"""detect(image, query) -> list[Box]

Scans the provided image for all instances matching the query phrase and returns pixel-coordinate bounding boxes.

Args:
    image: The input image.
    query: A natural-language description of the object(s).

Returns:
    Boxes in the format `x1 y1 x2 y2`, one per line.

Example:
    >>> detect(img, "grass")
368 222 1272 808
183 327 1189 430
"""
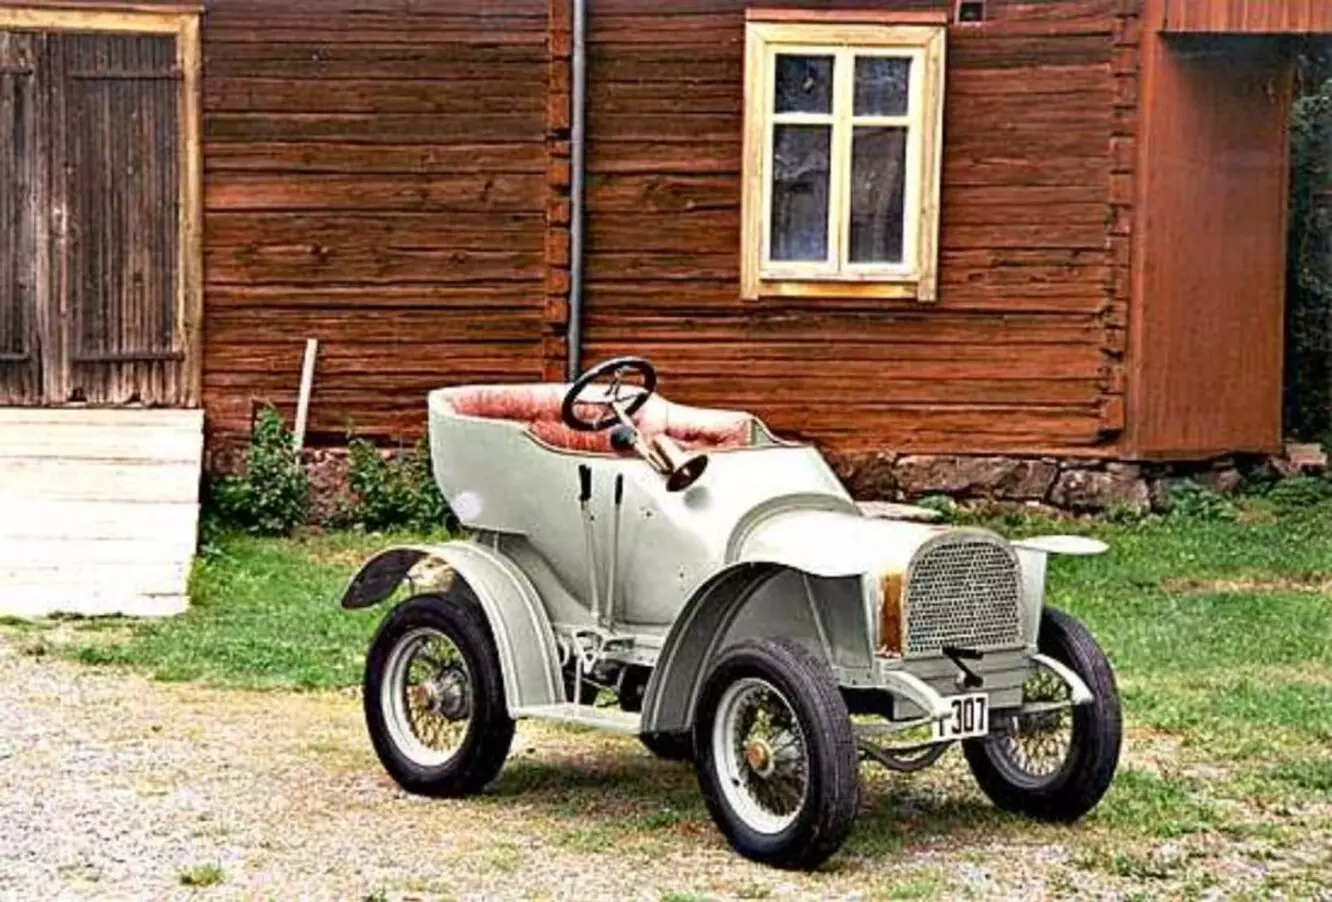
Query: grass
6 498 1332 897
177 862 225 888
52 531 425 689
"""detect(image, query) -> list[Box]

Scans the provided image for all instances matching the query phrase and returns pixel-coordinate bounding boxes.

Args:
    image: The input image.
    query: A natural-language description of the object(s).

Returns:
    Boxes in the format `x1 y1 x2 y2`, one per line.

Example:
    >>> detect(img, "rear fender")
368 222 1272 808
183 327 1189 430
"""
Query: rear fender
339 542 564 712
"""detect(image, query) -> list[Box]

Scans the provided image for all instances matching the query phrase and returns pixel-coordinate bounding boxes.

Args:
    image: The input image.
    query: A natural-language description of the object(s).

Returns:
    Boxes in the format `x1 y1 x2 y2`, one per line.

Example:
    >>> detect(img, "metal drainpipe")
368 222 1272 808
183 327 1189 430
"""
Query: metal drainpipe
566 0 588 380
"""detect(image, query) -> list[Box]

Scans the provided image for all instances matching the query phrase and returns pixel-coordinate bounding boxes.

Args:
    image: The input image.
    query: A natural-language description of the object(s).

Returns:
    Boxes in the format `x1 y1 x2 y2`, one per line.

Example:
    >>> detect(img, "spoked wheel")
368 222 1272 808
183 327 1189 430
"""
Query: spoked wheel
695 638 859 870
963 607 1122 821
383 628 473 765
364 593 514 797
715 678 810 831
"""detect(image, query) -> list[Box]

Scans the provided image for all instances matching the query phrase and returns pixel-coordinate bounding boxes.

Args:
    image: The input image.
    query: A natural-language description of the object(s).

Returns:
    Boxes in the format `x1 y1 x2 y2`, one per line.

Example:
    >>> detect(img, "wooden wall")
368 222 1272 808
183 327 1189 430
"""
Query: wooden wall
200 0 551 444
1162 0 1332 34
577 0 1134 455
1126 27 1293 458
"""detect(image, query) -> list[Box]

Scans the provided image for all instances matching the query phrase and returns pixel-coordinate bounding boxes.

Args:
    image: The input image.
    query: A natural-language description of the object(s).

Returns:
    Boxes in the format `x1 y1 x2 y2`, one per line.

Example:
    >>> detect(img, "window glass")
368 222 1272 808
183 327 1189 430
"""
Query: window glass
775 54 834 115
854 57 912 118
849 126 908 264
770 124 832 262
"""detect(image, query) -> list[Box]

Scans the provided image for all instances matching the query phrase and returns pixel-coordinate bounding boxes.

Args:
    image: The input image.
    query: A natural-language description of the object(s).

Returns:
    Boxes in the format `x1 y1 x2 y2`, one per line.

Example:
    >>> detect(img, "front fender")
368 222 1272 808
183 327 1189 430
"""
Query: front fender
640 561 879 735
339 541 563 713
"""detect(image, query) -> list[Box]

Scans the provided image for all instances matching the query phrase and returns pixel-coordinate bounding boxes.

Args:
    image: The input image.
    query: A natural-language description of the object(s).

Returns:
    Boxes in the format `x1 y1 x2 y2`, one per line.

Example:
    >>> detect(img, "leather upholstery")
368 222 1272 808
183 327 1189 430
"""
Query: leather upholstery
439 385 753 453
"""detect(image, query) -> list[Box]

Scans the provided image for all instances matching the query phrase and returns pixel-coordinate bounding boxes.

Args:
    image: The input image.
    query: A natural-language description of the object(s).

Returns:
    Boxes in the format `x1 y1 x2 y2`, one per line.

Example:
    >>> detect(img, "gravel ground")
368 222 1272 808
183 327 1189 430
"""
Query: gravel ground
2 638 1328 901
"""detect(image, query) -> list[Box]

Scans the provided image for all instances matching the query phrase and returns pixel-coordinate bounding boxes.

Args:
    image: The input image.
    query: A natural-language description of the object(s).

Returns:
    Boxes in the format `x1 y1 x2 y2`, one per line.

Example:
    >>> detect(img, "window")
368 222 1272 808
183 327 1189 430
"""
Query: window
742 15 947 301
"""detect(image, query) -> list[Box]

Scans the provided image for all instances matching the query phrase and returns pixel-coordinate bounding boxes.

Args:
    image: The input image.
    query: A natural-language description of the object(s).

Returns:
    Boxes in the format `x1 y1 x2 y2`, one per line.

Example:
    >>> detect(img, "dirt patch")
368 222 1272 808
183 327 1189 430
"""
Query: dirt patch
1 640 1328 901
1161 575 1332 595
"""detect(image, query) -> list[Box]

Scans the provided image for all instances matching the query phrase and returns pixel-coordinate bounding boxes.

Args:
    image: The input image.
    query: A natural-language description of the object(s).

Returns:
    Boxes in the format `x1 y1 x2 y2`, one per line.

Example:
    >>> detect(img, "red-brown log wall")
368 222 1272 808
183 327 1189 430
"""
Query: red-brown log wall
1161 0 1332 34
1125 14 1294 457
200 0 551 444
580 0 1133 455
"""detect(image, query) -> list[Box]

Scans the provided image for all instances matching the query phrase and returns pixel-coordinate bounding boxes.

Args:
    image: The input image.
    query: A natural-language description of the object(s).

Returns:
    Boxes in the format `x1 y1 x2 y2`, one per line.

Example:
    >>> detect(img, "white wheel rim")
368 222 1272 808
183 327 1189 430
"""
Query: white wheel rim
381 627 473 768
712 677 809 835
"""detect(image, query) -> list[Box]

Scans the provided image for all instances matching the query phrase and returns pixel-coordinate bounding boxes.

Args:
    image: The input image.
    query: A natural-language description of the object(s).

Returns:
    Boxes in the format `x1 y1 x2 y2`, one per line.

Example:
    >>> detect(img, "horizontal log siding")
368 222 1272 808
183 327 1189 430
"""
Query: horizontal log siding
1161 0 1332 34
201 0 549 443
583 0 1128 455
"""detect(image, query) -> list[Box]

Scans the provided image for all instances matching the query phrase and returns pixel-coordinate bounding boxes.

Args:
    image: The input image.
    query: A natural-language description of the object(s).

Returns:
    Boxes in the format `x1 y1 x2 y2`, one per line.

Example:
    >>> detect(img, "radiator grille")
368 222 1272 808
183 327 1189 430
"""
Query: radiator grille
904 536 1023 656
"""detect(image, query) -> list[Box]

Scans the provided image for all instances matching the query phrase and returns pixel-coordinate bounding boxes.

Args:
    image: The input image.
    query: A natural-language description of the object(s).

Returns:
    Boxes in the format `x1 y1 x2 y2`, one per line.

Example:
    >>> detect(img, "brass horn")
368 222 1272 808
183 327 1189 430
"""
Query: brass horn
649 435 709 493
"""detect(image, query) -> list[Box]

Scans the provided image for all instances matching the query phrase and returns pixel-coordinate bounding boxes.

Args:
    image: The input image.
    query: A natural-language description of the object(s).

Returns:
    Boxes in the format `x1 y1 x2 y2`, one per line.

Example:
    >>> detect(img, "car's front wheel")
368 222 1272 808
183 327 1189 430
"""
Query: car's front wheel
694 638 859 870
363 593 515 797
963 607 1122 821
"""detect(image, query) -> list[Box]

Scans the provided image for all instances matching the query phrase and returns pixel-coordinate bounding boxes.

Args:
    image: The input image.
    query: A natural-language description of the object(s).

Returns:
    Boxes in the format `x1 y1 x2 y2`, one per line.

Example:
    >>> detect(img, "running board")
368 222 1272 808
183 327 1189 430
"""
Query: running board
514 704 642 735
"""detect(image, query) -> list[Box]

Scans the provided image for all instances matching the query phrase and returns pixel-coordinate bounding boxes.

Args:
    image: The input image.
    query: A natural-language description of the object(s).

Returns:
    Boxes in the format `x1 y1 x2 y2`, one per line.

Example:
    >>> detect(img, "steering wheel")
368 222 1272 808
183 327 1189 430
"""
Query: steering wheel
561 357 658 432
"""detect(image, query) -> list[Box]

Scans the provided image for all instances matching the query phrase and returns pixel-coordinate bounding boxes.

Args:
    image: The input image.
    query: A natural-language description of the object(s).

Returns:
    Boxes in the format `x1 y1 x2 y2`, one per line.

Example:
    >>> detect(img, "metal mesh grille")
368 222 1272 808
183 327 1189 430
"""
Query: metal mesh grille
904 537 1023 656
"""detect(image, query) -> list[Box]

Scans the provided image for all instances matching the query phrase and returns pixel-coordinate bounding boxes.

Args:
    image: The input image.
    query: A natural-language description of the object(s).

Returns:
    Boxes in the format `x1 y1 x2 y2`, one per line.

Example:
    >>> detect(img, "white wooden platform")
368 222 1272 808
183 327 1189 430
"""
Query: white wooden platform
0 409 204 620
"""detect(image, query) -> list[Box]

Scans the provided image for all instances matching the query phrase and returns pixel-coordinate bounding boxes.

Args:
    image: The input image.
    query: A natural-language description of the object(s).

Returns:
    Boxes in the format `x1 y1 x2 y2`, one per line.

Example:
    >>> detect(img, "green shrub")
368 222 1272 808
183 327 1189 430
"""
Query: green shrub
339 437 454 533
914 494 958 523
1166 480 1237 523
1286 51 1332 440
209 405 310 536
1266 475 1332 511
1104 503 1150 526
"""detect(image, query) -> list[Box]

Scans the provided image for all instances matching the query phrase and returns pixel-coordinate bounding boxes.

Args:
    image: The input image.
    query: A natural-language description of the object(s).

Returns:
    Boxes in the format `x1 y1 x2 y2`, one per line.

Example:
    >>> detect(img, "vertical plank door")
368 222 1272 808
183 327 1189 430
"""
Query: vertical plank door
54 31 184 406
0 30 42 405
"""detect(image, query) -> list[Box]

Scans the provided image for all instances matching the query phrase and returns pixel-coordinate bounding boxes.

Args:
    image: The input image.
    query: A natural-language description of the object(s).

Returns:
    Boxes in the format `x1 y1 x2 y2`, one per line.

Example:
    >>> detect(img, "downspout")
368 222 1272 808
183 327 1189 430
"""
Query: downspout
566 0 588 380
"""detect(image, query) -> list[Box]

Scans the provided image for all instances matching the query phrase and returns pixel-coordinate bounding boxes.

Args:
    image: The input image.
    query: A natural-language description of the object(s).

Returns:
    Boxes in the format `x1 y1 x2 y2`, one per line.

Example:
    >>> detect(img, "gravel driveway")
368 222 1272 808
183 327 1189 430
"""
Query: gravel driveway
3 638 1328 901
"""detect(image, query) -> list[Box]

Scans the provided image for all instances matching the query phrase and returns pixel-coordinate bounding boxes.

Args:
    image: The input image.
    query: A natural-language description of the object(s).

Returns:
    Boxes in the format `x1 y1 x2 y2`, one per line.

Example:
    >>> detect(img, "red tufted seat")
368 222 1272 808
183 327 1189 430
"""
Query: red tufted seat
438 385 753 453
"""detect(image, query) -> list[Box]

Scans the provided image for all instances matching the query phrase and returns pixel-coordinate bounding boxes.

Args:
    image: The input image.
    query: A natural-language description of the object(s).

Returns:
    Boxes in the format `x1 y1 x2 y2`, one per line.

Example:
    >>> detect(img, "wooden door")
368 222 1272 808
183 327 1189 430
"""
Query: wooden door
0 28 187 407
0 31 42 405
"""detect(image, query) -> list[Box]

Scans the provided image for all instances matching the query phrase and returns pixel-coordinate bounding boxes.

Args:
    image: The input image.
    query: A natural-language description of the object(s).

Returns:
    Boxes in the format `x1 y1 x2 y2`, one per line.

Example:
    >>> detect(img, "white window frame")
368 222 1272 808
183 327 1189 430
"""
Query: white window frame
742 20 947 301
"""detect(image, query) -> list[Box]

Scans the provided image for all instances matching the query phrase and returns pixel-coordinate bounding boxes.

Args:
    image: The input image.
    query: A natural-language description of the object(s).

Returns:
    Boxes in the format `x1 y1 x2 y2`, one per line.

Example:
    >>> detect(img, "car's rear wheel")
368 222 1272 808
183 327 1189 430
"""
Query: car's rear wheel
963 607 1122 821
363 593 514 797
694 638 859 870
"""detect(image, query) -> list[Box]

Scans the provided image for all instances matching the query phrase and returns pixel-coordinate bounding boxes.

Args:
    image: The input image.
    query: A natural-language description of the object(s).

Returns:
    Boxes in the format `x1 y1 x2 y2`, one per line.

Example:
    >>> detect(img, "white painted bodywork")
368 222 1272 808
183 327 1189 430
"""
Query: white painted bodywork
342 386 1108 734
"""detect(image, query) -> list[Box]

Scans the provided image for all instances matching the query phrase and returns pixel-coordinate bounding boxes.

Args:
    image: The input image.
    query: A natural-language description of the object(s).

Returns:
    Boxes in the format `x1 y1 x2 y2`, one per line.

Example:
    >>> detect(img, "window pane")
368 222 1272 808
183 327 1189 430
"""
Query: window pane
775 54 834 115
770 124 832 263
849 127 908 264
854 57 912 117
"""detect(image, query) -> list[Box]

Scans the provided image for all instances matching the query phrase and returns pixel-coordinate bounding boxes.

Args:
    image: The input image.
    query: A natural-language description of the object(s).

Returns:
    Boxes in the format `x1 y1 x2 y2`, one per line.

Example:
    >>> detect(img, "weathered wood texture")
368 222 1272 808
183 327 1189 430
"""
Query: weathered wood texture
60 32 185 405
581 0 1130 454
200 0 550 442
0 31 41 405
0 27 188 407
1161 0 1332 34
1126 25 1293 458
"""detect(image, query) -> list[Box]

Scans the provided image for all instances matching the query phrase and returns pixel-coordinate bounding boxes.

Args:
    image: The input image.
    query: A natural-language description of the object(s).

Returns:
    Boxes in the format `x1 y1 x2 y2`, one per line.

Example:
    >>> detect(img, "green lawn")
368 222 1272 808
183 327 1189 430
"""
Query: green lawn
6 500 1332 897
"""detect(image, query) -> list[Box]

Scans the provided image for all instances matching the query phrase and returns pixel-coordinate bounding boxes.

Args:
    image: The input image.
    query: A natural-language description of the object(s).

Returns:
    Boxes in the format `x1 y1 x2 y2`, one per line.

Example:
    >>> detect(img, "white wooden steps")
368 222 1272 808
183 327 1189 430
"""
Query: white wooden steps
0 408 204 619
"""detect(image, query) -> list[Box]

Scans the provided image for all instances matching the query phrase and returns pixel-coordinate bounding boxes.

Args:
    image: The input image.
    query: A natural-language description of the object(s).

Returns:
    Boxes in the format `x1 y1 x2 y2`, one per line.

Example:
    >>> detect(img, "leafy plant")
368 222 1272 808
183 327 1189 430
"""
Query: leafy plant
1165 480 1237 523
338 436 454 533
914 494 958 523
1286 48 1332 439
1266 475 1332 511
208 405 310 537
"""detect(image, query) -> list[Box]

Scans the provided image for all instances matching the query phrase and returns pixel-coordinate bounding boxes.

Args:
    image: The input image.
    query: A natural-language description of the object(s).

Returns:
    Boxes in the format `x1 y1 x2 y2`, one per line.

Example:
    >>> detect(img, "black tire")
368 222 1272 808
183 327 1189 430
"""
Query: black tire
694 638 860 870
963 607 1122 821
639 730 694 762
363 593 515 798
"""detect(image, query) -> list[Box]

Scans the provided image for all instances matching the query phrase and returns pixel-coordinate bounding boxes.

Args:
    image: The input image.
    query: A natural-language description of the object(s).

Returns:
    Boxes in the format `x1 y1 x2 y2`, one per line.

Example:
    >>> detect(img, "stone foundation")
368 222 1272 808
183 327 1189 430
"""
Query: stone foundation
210 442 1321 523
826 451 1311 514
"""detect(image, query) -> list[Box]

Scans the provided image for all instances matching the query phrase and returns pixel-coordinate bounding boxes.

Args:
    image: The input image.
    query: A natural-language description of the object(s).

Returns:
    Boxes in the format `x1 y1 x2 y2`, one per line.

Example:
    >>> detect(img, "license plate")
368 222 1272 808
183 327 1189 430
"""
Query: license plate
932 693 989 741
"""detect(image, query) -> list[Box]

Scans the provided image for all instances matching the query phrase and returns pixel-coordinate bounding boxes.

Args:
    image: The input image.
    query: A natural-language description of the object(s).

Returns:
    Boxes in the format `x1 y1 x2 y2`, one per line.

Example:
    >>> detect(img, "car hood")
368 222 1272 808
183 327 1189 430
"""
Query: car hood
732 508 952 577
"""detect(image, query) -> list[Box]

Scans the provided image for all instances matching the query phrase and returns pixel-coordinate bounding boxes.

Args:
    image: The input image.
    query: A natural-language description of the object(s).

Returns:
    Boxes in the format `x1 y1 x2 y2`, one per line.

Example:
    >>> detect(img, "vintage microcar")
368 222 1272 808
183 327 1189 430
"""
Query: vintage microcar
340 358 1122 869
